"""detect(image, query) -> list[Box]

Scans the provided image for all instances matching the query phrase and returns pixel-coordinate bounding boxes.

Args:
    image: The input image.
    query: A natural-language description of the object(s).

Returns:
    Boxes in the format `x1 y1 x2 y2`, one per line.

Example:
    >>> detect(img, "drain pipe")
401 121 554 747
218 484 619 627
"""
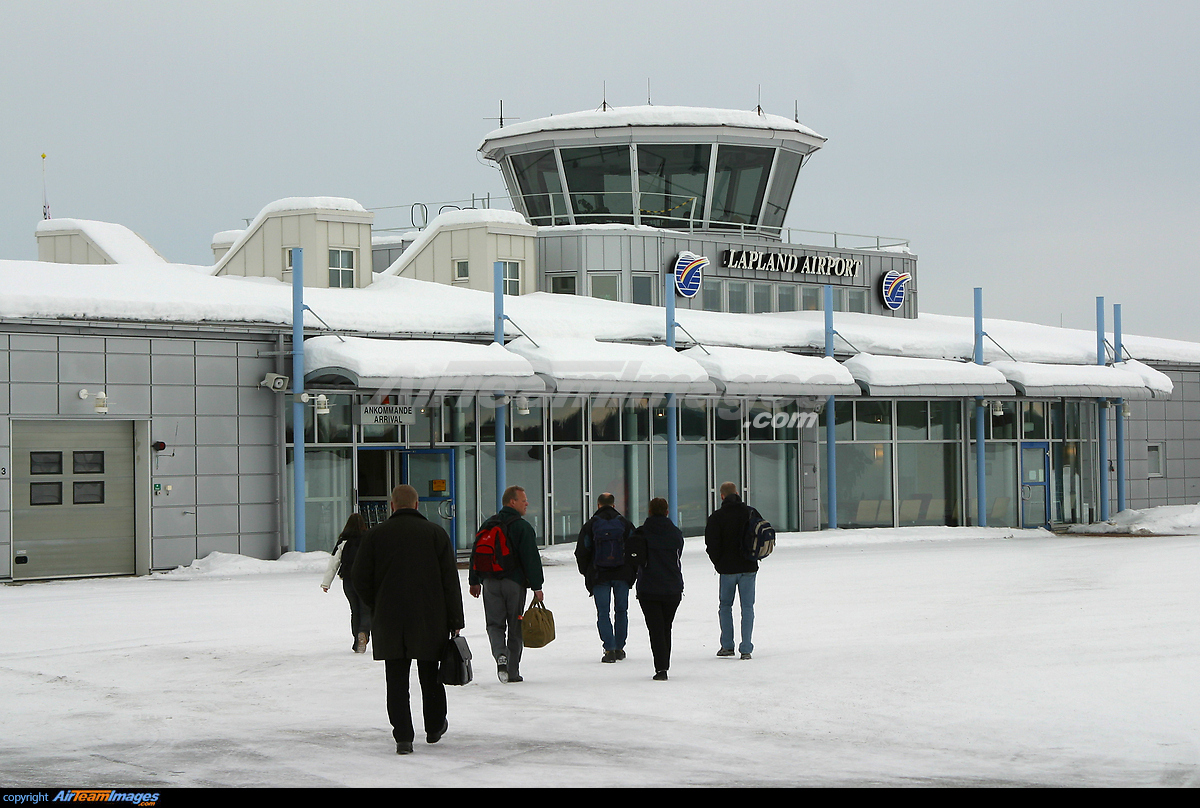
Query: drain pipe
1097 297 1109 522
1114 303 1125 514
825 285 837 529
974 288 987 527
291 249 306 552
493 261 507 511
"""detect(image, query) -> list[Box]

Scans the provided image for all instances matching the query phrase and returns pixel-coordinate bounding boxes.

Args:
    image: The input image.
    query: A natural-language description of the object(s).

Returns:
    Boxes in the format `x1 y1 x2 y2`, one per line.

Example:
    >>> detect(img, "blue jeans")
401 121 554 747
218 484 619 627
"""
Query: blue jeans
592 580 630 651
718 572 756 654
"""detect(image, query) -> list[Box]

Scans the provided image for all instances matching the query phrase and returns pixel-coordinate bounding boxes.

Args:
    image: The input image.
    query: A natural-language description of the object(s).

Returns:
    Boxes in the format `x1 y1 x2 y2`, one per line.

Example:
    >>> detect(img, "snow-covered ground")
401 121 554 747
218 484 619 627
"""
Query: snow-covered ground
3 509 1200 787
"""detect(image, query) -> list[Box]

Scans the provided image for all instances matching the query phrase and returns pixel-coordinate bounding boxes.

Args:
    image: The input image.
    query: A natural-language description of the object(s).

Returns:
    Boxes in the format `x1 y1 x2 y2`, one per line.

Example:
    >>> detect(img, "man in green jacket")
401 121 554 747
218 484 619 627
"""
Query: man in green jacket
468 485 545 683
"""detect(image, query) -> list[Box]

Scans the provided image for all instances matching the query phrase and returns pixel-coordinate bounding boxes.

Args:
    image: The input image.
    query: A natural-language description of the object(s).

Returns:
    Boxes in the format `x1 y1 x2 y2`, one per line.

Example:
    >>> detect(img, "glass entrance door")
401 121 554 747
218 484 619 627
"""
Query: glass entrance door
403 448 456 541
1020 442 1050 529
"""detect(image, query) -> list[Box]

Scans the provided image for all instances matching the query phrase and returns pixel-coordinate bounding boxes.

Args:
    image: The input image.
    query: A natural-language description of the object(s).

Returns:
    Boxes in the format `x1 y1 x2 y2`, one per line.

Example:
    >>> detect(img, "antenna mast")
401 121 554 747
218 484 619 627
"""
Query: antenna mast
41 153 51 219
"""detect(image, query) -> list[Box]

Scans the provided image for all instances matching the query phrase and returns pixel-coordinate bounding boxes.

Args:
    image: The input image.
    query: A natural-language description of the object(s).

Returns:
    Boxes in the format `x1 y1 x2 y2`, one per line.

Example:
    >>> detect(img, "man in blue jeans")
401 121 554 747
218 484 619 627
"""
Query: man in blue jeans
575 493 638 662
705 482 759 659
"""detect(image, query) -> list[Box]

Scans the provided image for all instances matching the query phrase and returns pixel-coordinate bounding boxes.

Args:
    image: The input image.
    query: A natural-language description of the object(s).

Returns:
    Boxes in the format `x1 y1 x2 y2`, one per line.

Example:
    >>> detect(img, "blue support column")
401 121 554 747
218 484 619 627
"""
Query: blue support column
974 288 987 527
664 267 679 525
1114 303 1126 513
824 285 837 529
291 248 306 552
1097 297 1109 522
494 261 507 510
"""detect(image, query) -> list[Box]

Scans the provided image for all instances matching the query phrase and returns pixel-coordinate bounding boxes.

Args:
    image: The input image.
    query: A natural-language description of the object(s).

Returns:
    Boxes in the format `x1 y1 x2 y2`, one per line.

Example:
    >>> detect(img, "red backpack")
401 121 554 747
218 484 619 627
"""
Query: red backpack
470 513 521 578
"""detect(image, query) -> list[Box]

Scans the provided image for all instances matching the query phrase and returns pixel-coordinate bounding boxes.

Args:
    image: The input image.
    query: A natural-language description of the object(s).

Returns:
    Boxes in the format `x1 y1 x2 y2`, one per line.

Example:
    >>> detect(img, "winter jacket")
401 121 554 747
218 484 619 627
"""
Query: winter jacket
352 508 464 661
704 494 759 575
574 505 638 592
334 526 365 580
629 515 684 601
467 505 545 591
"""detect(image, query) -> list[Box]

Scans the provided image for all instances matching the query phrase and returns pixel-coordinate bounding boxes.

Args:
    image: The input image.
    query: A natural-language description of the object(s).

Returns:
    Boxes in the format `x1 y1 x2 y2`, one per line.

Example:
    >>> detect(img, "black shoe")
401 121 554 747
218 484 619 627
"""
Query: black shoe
602 650 617 663
717 648 735 657
506 674 524 683
426 719 448 744
653 671 668 681
616 649 626 660
396 741 413 755
741 652 752 660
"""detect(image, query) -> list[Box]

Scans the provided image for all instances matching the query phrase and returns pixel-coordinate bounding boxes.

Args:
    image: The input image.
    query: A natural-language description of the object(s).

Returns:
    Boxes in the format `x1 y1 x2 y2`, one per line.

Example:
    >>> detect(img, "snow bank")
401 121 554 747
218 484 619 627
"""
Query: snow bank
161 550 331 578
1068 502 1200 535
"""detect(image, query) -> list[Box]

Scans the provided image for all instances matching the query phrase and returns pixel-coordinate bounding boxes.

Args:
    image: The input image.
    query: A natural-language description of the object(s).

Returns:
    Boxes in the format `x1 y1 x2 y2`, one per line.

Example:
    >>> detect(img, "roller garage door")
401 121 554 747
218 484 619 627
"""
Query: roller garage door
12 420 136 579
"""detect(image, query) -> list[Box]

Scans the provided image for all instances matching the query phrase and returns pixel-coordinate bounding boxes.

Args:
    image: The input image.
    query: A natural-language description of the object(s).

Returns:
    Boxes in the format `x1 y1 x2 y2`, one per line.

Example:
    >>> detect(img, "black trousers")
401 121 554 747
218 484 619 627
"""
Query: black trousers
638 596 682 672
384 658 445 743
342 578 372 639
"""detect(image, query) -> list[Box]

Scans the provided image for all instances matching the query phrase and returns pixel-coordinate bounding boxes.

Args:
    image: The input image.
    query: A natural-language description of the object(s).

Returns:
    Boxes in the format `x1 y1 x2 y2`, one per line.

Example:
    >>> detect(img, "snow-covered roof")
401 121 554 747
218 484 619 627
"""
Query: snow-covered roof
379 208 534 277
682 346 859 396
505 337 713 394
843 354 1016 397
989 361 1157 399
36 218 167 264
1 259 1197 397
304 335 543 393
480 105 826 148
211 197 372 277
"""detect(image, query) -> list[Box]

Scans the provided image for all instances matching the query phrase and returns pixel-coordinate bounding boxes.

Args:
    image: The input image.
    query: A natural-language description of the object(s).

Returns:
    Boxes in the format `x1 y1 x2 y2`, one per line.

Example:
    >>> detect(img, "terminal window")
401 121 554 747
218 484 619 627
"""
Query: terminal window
329 249 356 288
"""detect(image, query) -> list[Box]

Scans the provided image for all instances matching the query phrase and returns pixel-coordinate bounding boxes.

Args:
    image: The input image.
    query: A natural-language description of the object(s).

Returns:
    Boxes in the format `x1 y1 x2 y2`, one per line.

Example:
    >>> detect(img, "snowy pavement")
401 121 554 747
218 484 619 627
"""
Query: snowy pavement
2 516 1200 787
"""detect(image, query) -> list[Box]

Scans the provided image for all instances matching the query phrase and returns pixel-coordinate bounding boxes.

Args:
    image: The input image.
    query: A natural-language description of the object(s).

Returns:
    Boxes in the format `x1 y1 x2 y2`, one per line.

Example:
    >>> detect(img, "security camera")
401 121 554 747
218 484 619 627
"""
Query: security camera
261 373 290 391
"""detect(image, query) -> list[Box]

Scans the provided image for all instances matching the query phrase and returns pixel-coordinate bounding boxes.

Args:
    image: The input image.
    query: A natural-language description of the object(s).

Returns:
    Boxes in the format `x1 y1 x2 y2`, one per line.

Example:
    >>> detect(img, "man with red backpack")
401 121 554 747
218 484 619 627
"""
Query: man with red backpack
575 492 638 663
468 485 544 683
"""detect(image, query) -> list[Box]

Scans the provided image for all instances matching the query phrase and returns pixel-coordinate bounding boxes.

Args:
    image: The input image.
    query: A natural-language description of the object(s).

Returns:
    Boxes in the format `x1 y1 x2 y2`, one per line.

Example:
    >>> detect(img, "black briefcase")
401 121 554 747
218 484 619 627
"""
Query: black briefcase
439 635 473 686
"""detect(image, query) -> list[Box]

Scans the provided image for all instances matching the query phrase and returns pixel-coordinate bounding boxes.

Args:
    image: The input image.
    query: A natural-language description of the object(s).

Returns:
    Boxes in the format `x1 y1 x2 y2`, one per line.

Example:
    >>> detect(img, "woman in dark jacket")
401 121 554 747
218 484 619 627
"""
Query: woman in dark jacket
327 512 372 653
629 497 685 681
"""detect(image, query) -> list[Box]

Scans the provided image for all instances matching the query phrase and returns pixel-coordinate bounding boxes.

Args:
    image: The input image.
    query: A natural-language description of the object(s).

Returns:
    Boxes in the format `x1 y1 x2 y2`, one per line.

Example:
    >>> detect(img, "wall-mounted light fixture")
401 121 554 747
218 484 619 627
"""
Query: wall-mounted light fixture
78 389 109 414
514 395 531 416
298 392 330 415
991 400 1004 418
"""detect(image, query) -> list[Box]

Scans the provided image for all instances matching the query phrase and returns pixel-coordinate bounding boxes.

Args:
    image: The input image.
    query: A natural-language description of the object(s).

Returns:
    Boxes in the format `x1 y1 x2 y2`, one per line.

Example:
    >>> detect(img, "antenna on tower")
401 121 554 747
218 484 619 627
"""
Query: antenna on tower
754 85 764 116
794 100 799 123
41 153 51 219
599 82 612 111
484 100 518 129
647 78 652 106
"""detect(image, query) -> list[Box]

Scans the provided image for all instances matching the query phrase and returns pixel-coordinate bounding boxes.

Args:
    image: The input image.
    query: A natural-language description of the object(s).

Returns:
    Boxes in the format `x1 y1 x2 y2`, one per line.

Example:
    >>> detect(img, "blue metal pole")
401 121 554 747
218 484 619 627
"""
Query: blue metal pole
494 261 507 511
665 267 679 525
291 248 306 552
1114 303 1125 513
824 285 837 529
1097 296 1108 521
974 288 987 527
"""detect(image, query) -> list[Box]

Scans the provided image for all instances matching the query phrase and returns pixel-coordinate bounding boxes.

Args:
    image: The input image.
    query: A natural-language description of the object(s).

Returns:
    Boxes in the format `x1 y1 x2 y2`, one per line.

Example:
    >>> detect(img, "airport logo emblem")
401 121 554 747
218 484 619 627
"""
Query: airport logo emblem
880 270 912 310
674 252 707 298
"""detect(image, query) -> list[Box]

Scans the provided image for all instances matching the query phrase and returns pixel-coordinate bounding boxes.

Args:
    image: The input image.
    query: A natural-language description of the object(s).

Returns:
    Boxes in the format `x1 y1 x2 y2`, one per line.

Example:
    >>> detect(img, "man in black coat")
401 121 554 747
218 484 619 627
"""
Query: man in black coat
575 492 638 663
353 484 464 755
704 481 758 660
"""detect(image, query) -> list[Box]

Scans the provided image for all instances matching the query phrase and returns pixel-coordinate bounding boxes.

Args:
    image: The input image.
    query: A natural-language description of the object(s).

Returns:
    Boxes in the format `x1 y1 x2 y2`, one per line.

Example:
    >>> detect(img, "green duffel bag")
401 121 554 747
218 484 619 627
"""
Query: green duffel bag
521 600 555 648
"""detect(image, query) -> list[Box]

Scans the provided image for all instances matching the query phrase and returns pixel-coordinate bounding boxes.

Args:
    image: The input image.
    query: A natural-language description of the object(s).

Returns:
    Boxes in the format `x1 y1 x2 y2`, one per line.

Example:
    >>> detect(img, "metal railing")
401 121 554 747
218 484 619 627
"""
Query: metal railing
367 192 910 252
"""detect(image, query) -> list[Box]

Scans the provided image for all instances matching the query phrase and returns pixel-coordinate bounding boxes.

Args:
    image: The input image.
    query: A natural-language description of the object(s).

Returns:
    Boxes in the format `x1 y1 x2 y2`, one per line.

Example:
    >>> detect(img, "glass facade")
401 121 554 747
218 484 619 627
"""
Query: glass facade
286 391 1098 553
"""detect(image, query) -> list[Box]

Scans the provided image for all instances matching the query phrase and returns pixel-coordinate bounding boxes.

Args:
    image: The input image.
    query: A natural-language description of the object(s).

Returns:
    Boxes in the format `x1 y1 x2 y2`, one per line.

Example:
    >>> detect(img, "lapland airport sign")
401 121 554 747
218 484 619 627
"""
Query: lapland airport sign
721 249 862 278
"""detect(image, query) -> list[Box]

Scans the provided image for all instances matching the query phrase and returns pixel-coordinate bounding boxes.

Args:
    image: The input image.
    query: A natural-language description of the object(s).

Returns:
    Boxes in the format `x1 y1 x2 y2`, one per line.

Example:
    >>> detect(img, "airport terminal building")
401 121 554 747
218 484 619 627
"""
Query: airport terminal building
2 106 1198 581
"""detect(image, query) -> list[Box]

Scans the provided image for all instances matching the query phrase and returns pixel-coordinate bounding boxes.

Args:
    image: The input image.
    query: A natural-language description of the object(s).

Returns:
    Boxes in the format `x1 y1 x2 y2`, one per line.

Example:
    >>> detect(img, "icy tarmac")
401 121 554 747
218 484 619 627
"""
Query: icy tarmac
2 520 1199 787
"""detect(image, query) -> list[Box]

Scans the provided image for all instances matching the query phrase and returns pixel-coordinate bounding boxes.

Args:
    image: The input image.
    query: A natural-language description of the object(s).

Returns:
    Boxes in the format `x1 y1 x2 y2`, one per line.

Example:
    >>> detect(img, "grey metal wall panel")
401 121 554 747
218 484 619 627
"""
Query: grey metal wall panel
197 474 240 505
0 384 7 414
108 353 151 385
196 446 238 475
152 355 195 385
237 387 275 417
152 386 196 415
151 535 197 570
11 384 57 414
238 503 276 534
9 335 56 352
237 415 275 446
196 356 238 386
238 474 276 504
198 534 239 557
196 504 238 534
11 352 58 383
237 356 274 386
104 384 151 417
238 444 276 473
151 416 197 450
237 532 276 560
106 337 151 355
195 416 239 444
0 477 9 511
196 385 238 415
59 352 105 384
151 338 195 355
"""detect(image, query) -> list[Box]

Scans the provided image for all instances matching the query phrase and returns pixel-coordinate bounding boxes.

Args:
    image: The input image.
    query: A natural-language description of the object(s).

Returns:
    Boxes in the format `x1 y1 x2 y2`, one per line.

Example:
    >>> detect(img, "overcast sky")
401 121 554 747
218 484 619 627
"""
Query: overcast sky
3 0 1197 341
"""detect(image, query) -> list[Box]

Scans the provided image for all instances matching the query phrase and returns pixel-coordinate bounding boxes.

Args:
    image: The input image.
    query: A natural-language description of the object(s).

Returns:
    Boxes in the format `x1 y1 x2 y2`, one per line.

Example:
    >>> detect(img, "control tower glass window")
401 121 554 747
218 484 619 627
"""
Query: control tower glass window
511 151 569 225
636 144 710 229
560 146 634 224
710 146 773 228
761 149 803 231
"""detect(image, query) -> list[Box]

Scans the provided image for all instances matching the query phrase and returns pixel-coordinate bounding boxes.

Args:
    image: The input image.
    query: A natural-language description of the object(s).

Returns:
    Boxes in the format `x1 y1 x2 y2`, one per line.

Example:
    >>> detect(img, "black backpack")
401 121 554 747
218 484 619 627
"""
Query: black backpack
741 506 776 561
590 515 627 569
